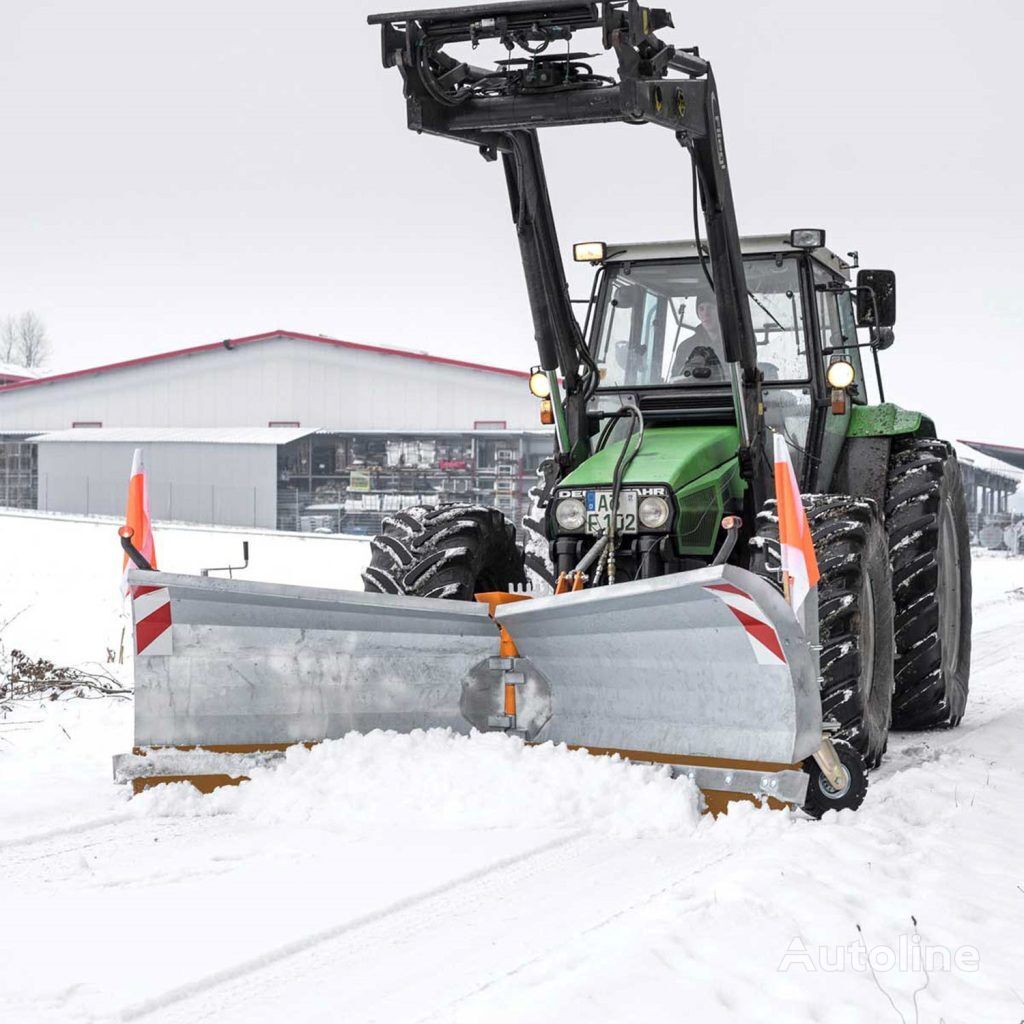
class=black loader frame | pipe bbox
[368,0,766,510]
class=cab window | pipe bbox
[592,255,811,388]
[813,264,867,403]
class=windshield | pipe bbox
[592,255,809,388]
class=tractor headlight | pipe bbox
[528,368,551,398]
[554,497,586,532]
[638,494,671,529]
[826,359,855,389]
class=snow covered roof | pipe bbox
[0,330,529,394]
[0,362,41,383]
[30,426,316,445]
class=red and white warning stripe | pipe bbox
[131,585,172,656]
[704,582,787,666]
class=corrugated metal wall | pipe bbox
[36,441,278,528]
[0,336,538,432]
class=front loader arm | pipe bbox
[369,1,763,491]
[500,130,589,459]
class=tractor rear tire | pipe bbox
[362,503,525,601]
[757,495,894,768]
[885,438,972,729]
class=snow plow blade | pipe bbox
[495,565,821,764]
[117,565,820,809]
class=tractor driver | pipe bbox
[669,290,726,382]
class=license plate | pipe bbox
[584,490,637,535]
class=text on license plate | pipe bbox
[584,490,637,534]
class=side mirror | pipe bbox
[856,269,896,327]
[614,283,644,312]
[872,326,895,350]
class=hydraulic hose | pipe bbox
[573,532,610,576]
[602,403,645,585]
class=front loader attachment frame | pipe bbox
[368,1,764,503]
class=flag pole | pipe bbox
[771,429,792,607]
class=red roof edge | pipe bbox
[958,438,1024,456]
[0,330,530,393]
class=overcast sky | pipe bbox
[1,0,1021,446]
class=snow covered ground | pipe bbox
[2,512,1023,1023]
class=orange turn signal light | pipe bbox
[539,399,554,425]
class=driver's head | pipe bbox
[694,290,717,327]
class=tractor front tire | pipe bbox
[885,438,972,729]
[758,495,894,768]
[362,503,525,601]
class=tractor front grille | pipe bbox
[637,390,736,425]
[675,485,720,554]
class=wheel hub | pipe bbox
[817,765,852,799]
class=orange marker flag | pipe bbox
[121,447,157,594]
[773,432,819,612]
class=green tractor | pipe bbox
[361,2,972,809]
[533,234,972,753]
[113,1,972,816]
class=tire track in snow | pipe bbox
[416,840,740,1024]
[0,816,240,886]
[119,829,593,1022]
[969,621,1020,673]
[122,826,726,1024]
[0,814,130,852]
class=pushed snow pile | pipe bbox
[134,729,704,838]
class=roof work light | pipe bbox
[789,228,826,249]
[573,241,606,263]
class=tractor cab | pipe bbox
[577,232,885,489]
[542,232,898,579]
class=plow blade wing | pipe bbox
[127,570,497,747]
[497,565,821,765]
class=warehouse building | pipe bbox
[0,330,552,532]
[957,440,1023,550]
[0,366,40,506]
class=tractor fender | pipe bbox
[835,404,937,508]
